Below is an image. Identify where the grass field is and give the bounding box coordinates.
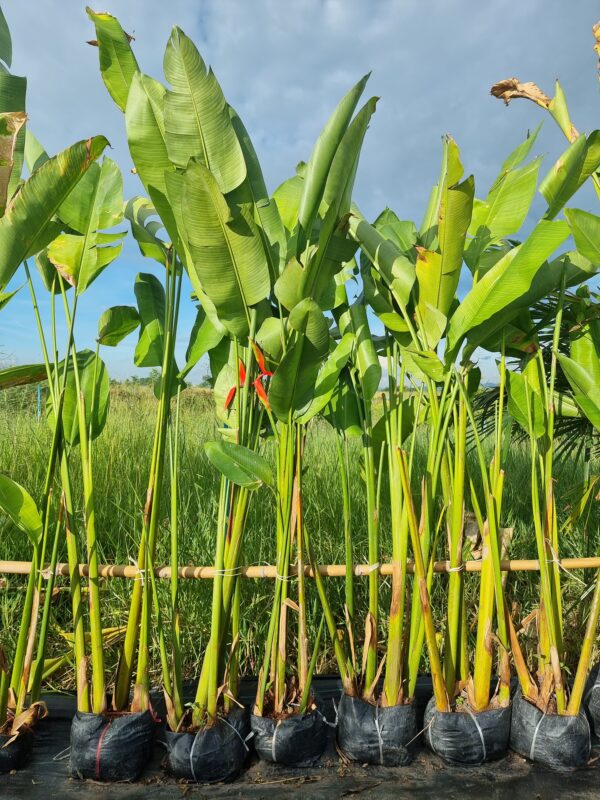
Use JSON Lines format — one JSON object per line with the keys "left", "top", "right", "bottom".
{"left": 0, "top": 384, "right": 598, "bottom": 690}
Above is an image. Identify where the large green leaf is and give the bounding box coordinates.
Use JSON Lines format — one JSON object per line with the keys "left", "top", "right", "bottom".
{"left": 0, "top": 71, "right": 26, "bottom": 200}
{"left": 564, "top": 208, "right": 600, "bottom": 264}
{"left": 0, "top": 474, "right": 42, "bottom": 546}
{"left": 446, "top": 219, "right": 570, "bottom": 357}
{"left": 506, "top": 368, "right": 545, "bottom": 439}
{"left": 273, "top": 167, "right": 304, "bottom": 234}
{"left": 322, "top": 96, "right": 378, "bottom": 220}
{"left": 401, "top": 347, "right": 444, "bottom": 383}
{"left": 163, "top": 27, "right": 246, "bottom": 193}
{"left": 228, "top": 106, "right": 286, "bottom": 283}
{"left": 338, "top": 301, "right": 381, "bottom": 403}
{"left": 180, "top": 305, "right": 224, "bottom": 378}
{"left": 349, "top": 215, "right": 415, "bottom": 310}
{"left": 134, "top": 272, "right": 165, "bottom": 367}
{"left": 47, "top": 157, "right": 125, "bottom": 294}
{"left": 269, "top": 298, "right": 330, "bottom": 420}
{"left": 296, "top": 73, "right": 369, "bottom": 255}
{"left": 416, "top": 141, "right": 473, "bottom": 320}
{"left": 204, "top": 440, "right": 273, "bottom": 490}
{"left": 466, "top": 158, "right": 541, "bottom": 268}
{"left": 0, "top": 135, "right": 109, "bottom": 291}
{"left": 415, "top": 178, "right": 474, "bottom": 322}
{"left": 540, "top": 131, "right": 600, "bottom": 219}
{"left": 296, "top": 332, "right": 354, "bottom": 423}
{"left": 0, "top": 111, "right": 26, "bottom": 215}
{"left": 86, "top": 7, "right": 139, "bottom": 111}
{"left": 557, "top": 353, "right": 600, "bottom": 432}
{"left": 498, "top": 123, "right": 542, "bottom": 173}
{"left": 24, "top": 130, "right": 48, "bottom": 173}
{"left": 326, "top": 369, "right": 362, "bottom": 437}
{"left": 420, "top": 135, "right": 464, "bottom": 248}
{"left": 180, "top": 159, "right": 270, "bottom": 338}
{"left": 125, "top": 72, "right": 172, "bottom": 201}
{"left": 47, "top": 350, "right": 110, "bottom": 446}
{"left": 125, "top": 196, "right": 169, "bottom": 266}
{"left": 465, "top": 249, "right": 598, "bottom": 357}
{"left": 569, "top": 312, "right": 600, "bottom": 389}
{"left": 373, "top": 208, "right": 417, "bottom": 253}
{"left": 0, "top": 363, "right": 46, "bottom": 389}
{"left": 97, "top": 305, "right": 140, "bottom": 346}
{"left": 0, "top": 6, "right": 12, "bottom": 69}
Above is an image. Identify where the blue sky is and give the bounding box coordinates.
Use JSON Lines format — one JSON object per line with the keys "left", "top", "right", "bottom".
{"left": 1, "top": 0, "right": 599, "bottom": 383}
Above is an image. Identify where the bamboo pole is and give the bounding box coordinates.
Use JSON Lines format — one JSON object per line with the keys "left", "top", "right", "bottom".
{"left": 1, "top": 556, "right": 600, "bottom": 579}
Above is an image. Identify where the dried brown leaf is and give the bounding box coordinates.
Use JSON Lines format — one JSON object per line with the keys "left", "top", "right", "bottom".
{"left": 491, "top": 78, "right": 551, "bottom": 108}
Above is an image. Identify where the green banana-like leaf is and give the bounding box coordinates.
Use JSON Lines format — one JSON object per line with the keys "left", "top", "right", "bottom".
{"left": 181, "top": 159, "right": 270, "bottom": 338}
{"left": 296, "top": 73, "right": 369, "bottom": 255}
{"left": 401, "top": 347, "right": 445, "bottom": 383}
{"left": 205, "top": 440, "right": 273, "bottom": 490}
{"left": 446, "top": 219, "right": 570, "bottom": 358}
{"left": 275, "top": 98, "right": 376, "bottom": 314}
{"left": 326, "top": 369, "right": 362, "bottom": 437}
{"left": 86, "top": 7, "right": 139, "bottom": 111}
{"left": 163, "top": 27, "right": 246, "bottom": 193}
{"left": 338, "top": 300, "right": 381, "bottom": 403}
{"left": 466, "top": 158, "right": 541, "bottom": 268}
{"left": 134, "top": 272, "right": 165, "bottom": 367}
{"left": 273, "top": 165, "right": 305, "bottom": 235}
{"left": 373, "top": 208, "right": 417, "bottom": 253}
{"left": 498, "top": 123, "right": 542, "bottom": 173}
{"left": 24, "top": 129, "right": 48, "bottom": 172}
{"left": 0, "top": 135, "right": 109, "bottom": 291}
{"left": 125, "top": 196, "right": 169, "bottom": 266}
{"left": 47, "top": 157, "right": 124, "bottom": 294}
{"left": 47, "top": 350, "right": 110, "bottom": 446}
{"left": 228, "top": 106, "right": 286, "bottom": 283}
{"left": 540, "top": 131, "right": 600, "bottom": 220}
{"left": 0, "top": 111, "right": 26, "bottom": 215}
{"left": 557, "top": 353, "right": 600, "bottom": 432}
{"left": 0, "top": 363, "right": 45, "bottom": 389}
{"left": 256, "top": 315, "right": 286, "bottom": 365}
{"left": 564, "top": 208, "right": 600, "bottom": 264}
{"left": 322, "top": 96, "right": 378, "bottom": 220}
{"left": 125, "top": 72, "right": 172, "bottom": 202}
{"left": 97, "top": 305, "right": 140, "bottom": 346}
{"left": 0, "top": 71, "right": 26, "bottom": 200}
{"left": 349, "top": 214, "right": 415, "bottom": 310}
{"left": 180, "top": 305, "right": 224, "bottom": 378}
{"left": 0, "top": 6, "right": 12, "bottom": 69}
{"left": 569, "top": 312, "right": 600, "bottom": 388}
{"left": 464, "top": 249, "right": 598, "bottom": 357}
{"left": 506, "top": 368, "right": 545, "bottom": 439}
{"left": 0, "top": 474, "right": 42, "bottom": 546}
{"left": 296, "top": 332, "right": 354, "bottom": 423}
{"left": 416, "top": 139, "right": 474, "bottom": 320}
{"left": 269, "top": 298, "right": 330, "bottom": 420}
{"left": 420, "top": 134, "right": 464, "bottom": 248}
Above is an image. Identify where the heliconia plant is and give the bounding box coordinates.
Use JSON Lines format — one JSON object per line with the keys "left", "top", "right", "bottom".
{"left": 342, "top": 109, "right": 600, "bottom": 766}
{"left": 3, "top": 0, "right": 600, "bottom": 783}
{"left": 0, "top": 6, "right": 114, "bottom": 773}
{"left": 488, "top": 47, "right": 600, "bottom": 768}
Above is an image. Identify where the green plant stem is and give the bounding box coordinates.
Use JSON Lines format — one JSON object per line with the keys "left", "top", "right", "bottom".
{"left": 399, "top": 449, "right": 448, "bottom": 712}
{"left": 567, "top": 570, "right": 600, "bottom": 714}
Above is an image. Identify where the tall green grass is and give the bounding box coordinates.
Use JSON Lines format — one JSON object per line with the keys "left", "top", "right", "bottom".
{"left": 0, "top": 385, "right": 598, "bottom": 689}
